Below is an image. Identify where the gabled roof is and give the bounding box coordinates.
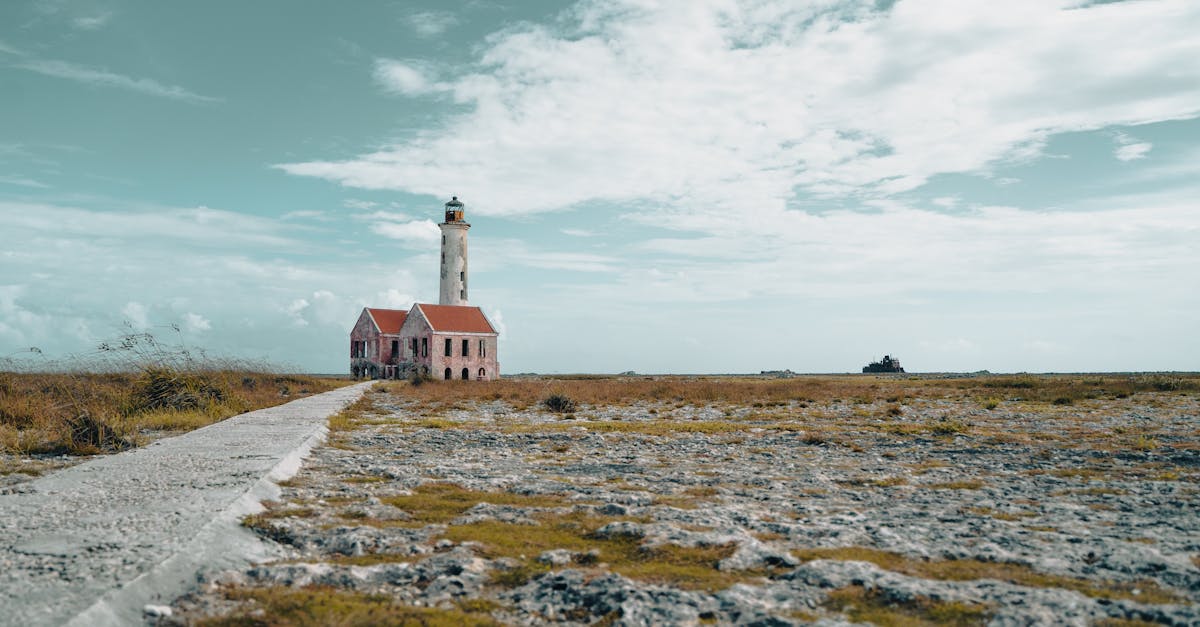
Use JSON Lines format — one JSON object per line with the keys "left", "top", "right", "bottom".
{"left": 415, "top": 304, "right": 497, "bottom": 334}
{"left": 366, "top": 308, "right": 408, "bottom": 334}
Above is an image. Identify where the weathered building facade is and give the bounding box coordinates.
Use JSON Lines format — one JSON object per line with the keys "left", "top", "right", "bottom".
{"left": 349, "top": 196, "right": 500, "bottom": 380}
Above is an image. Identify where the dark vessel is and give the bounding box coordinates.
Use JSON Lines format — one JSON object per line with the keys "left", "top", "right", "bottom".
{"left": 863, "top": 355, "right": 904, "bottom": 373}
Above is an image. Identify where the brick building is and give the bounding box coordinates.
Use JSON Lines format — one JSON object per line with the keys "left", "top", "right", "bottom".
{"left": 349, "top": 197, "right": 500, "bottom": 380}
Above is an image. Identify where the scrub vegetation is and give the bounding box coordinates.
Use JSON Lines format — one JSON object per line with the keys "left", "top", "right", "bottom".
{"left": 375, "top": 372, "right": 1200, "bottom": 413}
{"left": 0, "top": 332, "right": 349, "bottom": 458}
{"left": 195, "top": 586, "right": 501, "bottom": 627}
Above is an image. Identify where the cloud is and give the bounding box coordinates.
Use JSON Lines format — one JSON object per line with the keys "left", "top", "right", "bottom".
{"left": 373, "top": 58, "right": 443, "bottom": 96}
{"left": 343, "top": 199, "right": 378, "bottom": 210}
{"left": 0, "top": 176, "right": 50, "bottom": 188}
{"left": 14, "top": 58, "right": 219, "bottom": 103}
{"left": 561, "top": 228, "right": 595, "bottom": 237}
{"left": 407, "top": 10, "right": 458, "bottom": 37}
{"left": 375, "top": 289, "right": 415, "bottom": 309}
{"left": 183, "top": 312, "right": 211, "bottom": 332}
{"left": 72, "top": 12, "right": 112, "bottom": 30}
{"left": 473, "top": 238, "right": 619, "bottom": 273}
{"left": 279, "top": 0, "right": 1200, "bottom": 219}
{"left": 1112, "top": 132, "right": 1153, "bottom": 161}
{"left": 122, "top": 301, "right": 149, "bottom": 329}
{"left": 280, "top": 209, "right": 328, "bottom": 220}
{"left": 0, "top": 201, "right": 297, "bottom": 248}
{"left": 284, "top": 298, "right": 310, "bottom": 327}
{"left": 0, "top": 285, "right": 50, "bottom": 345}
{"left": 369, "top": 218, "right": 441, "bottom": 245}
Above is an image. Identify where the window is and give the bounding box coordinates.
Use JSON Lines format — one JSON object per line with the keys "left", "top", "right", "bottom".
{"left": 460, "top": 289, "right": 466, "bottom": 300}
{"left": 411, "top": 338, "right": 418, "bottom": 358}
{"left": 459, "top": 271, "right": 464, "bottom": 281}
{"left": 421, "top": 337, "right": 428, "bottom": 357}
{"left": 480, "top": 339, "right": 486, "bottom": 358}
{"left": 444, "top": 368, "right": 452, "bottom": 380}
{"left": 442, "top": 235, "right": 445, "bottom": 245}
{"left": 462, "top": 339, "right": 469, "bottom": 357}
{"left": 444, "top": 338, "right": 452, "bottom": 356}
{"left": 391, "top": 340, "right": 399, "bottom": 359}
{"left": 461, "top": 367, "right": 469, "bottom": 380}
{"left": 478, "top": 368, "right": 486, "bottom": 380}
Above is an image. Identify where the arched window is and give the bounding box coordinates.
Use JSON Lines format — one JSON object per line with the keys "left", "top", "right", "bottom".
{"left": 478, "top": 368, "right": 486, "bottom": 380}
{"left": 443, "top": 368, "right": 451, "bottom": 380}
{"left": 461, "top": 368, "right": 469, "bottom": 380}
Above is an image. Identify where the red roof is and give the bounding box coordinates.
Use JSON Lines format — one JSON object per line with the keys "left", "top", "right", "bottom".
{"left": 416, "top": 304, "right": 497, "bottom": 334}
{"left": 366, "top": 308, "right": 408, "bottom": 334}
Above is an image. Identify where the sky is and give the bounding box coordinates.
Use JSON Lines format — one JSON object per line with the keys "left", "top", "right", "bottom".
{"left": 1, "top": 0, "right": 1198, "bottom": 374}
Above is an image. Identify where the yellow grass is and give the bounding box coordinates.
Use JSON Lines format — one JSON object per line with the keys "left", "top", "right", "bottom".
{"left": 196, "top": 586, "right": 501, "bottom": 626}
{"left": 0, "top": 369, "right": 348, "bottom": 456}
{"left": 794, "top": 547, "right": 1184, "bottom": 604}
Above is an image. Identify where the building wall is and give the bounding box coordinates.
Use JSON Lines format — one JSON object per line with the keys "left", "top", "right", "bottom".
{"left": 429, "top": 333, "right": 498, "bottom": 381}
{"left": 349, "top": 310, "right": 404, "bottom": 378}
{"left": 396, "top": 309, "right": 499, "bottom": 380}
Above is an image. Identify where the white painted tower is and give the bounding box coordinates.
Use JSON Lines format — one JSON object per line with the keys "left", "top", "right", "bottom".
{"left": 438, "top": 196, "right": 469, "bottom": 306}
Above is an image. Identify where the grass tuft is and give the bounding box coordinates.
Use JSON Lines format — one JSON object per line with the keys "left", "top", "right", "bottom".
{"left": 796, "top": 547, "right": 1184, "bottom": 605}
{"left": 824, "top": 585, "right": 991, "bottom": 626}
{"left": 196, "top": 586, "right": 501, "bottom": 626}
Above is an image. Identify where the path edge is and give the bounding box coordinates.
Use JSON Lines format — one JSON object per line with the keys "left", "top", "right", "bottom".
{"left": 63, "top": 382, "right": 368, "bottom": 627}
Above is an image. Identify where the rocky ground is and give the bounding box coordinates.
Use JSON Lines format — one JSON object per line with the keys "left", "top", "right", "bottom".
{"left": 167, "top": 377, "right": 1200, "bottom": 626}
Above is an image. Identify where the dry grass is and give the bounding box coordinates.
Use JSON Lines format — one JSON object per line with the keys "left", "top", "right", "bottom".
{"left": 0, "top": 369, "right": 345, "bottom": 456}
{"left": 823, "top": 585, "right": 991, "bottom": 626}
{"left": 355, "top": 480, "right": 760, "bottom": 592}
{"left": 794, "top": 547, "right": 1185, "bottom": 605}
{"left": 375, "top": 373, "right": 1200, "bottom": 413}
{"left": 381, "top": 482, "right": 573, "bottom": 525}
{"left": 924, "top": 480, "right": 986, "bottom": 490}
{"left": 196, "top": 586, "right": 501, "bottom": 626}
{"left": 0, "top": 332, "right": 349, "bottom": 457}
{"left": 444, "top": 513, "right": 750, "bottom": 592}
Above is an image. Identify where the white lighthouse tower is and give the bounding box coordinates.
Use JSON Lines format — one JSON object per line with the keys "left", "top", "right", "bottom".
{"left": 438, "top": 196, "right": 469, "bottom": 306}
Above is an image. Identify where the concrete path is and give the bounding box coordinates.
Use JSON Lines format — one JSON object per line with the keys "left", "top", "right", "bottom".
{"left": 0, "top": 380, "right": 372, "bottom": 627}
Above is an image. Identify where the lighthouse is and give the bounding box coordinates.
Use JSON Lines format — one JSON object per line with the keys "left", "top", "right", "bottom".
{"left": 439, "top": 196, "right": 469, "bottom": 306}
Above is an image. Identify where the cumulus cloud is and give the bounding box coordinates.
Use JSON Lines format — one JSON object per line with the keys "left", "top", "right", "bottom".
{"left": 284, "top": 298, "right": 310, "bottom": 327}
{"left": 183, "top": 312, "right": 211, "bottom": 333}
{"left": 375, "top": 289, "right": 415, "bottom": 309}
{"left": 373, "top": 58, "right": 443, "bottom": 96}
{"left": 369, "top": 218, "right": 441, "bottom": 245}
{"left": 278, "top": 0, "right": 1200, "bottom": 218}
{"left": 122, "top": 301, "right": 149, "bottom": 329}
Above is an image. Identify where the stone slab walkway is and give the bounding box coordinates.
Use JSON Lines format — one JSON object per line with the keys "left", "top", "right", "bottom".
{"left": 0, "top": 380, "right": 372, "bottom": 627}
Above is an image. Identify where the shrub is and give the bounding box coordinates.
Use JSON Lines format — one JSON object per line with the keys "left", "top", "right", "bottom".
{"left": 931, "top": 418, "right": 969, "bottom": 435}
{"left": 980, "top": 397, "right": 1000, "bottom": 410}
{"left": 67, "top": 414, "right": 133, "bottom": 452}
{"left": 408, "top": 367, "right": 433, "bottom": 387}
{"left": 543, "top": 394, "right": 577, "bottom": 413}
